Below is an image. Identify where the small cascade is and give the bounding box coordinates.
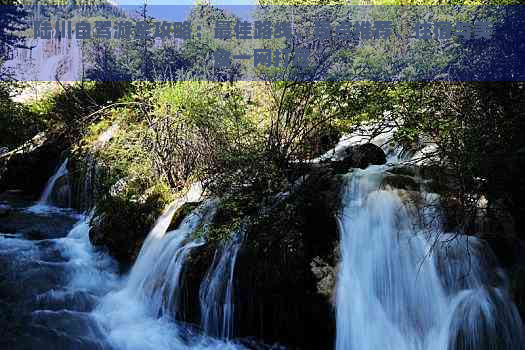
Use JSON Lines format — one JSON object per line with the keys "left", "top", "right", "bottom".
{"left": 37, "top": 158, "right": 71, "bottom": 207}
{"left": 199, "top": 228, "right": 246, "bottom": 339}
{"left": 335, "top": 166, "right": 525, "bottom": 350}
{"left": 130, "top": 183, "right": 203, "bottom": 269}
{"left": 90, "top": 188, "right": 250, "bottom": 350}
{"left": 59, "top": 211, "right": 119, "bottom": 293}
{"left": 1, "top": 181, "right": 249, "bottom": 350}
{"left": 125, "top": 209, "right": 207, "bottom": 319}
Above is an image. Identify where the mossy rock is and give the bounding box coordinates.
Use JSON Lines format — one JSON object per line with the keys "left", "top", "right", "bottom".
{"left": 330, "top": 143, "right": 387, "bottom": 174}
{"left": 89, "top": 185, "right": 172, "bottom": 271}
{"left": 234, "top": 170, "right": 341, "bottom": 349}
{"left": 177, "top": 242, "right": 217, "bottom": 324}
{"left": 179, "top": 169, "right": 342, "bottom": 349}
{"left": 168, "top": 202, "right": 200, "bottom": 231}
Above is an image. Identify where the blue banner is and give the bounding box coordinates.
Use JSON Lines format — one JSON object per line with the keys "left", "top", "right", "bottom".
{"left": 1, "top": 5, "right": 524, "bottom": 81}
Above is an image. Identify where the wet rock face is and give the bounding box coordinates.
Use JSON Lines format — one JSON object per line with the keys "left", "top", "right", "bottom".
{"left": 0, "top": 131, "right": 70, "bottom": 199}
{"left": 0, "top": 208, "right": 77, "bottom": 239}
{"left": 48, "top": 176, "right": 71, "bottom": 208}
{"left": 382, "top": 173, "right": 420, "bottom": 191}
{"left": 331, "top": 143, "right": 387, "bottom": 173}
{"left": 178, "top": 243, "right": 216, "bottom": 325}
{"left": 481, "top": 236, "right": 525, "bottom": 320}
{"left": 310, "top": 255, "right": 338, "bottom": 305}
{"left": 89, "top": 213, "right": 149, "bottom": 271}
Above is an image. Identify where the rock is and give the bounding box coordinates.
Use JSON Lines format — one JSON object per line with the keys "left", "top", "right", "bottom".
{"left": 178, "top": 242, "right": 216, "bottom": 324}
{"left": 109, "top": 178, "right": 128, "bottom": 197}
{"left": 389, "top": 165, "right": 419, "bottom": 177}
{"left": 48, "top": 175, "right": 71, "bottom": 208}
{"left": 0, "top": 130, "right": 71, "bottom": 199}
{"left": 310, "top": 256, "right": 338, "bottom": 305}
{"left": 351, "top": 143, "right": 387, "bottom": 168}
{"left": 331, "top": 143, "right": 386, "bottom": 173}
{"left": 181, "top": 171, "right": 342, "bottom": 349}
{"left": 89, "top": 207, "right": 153, "bottom": 271}
{"left": 89, "top": 193, "right": 171, "bottom": 271}
{"left": 0, "top": 209, "right": 77, "bottom": 238}
{"left": 237, "top": 337, "right": 287, "bottom": 350}
{"left": 0, "top": 190, "right": 34, "bottom": 208}
{"left": 168, "top": 202, "right": 200, "bottom": 231}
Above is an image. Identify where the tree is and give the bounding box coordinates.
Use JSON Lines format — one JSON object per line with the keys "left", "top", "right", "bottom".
{"left": 0, "top": 2, "right": 30, "bottom": 80}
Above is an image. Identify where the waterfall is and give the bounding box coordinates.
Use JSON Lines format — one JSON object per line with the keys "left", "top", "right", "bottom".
{"left": 335, "top": 165, "right": 525, "bottom": 350}
{"left": 125, "top": 212, "right": 206, "bottom": 319}
{"left": 125, "top": 184, "right": 207, "bottom": 317}
{"left": 59, "top": 210, "right": 119, "bottom": 293}
{"left": 199, "top": 228, "right": 245, "bottom": 339}
{"left": 90, "top": 188, "right": 250, "bottom": 350}
{"left": 37, "top": 158, "right": 70, "bottom": 206}
{"left": 5, "top": 36, "right": 82, "bottom": 102}
{"left": 1, "top": 181, "right": 248, "bottom": 350}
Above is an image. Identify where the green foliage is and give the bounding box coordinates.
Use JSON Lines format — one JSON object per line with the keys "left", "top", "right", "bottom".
{"left": 133, "top": 81, "right": 264, "bottom": 193}
{"left": 14, "top": 81, "right": 129, "bottom": 139}
{"left": 194, "top": 220, "right": 241, "bottom": 243}
{"left": 0, "top": 83, "right": 45, "bottom": 148}
{"left": 192, "top": 195, "right": 251, "bottom": 242}
{"left": 95, "top": 180, "right": 173, "bottom": 218}
{"left": 85, "top": 118, "right": 154, "bottom": 199}
{"left": 5, "top": 81, "right": 129, "bottom": 147}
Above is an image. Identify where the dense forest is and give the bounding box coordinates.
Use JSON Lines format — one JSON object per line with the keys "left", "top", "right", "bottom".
{"left": 0, "top": 0, "right": 524, "bottom": 349}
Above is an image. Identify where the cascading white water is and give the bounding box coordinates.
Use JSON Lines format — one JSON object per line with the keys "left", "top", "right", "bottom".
{"left": 126, "top": 182, "right": 204, "bottom": 290}
{"left": 37, "top": 158, "right": 70, "bottom": 207}
{"left": 335, "top": 165, "right": 525, "bottom": 350}
{"left": 199, "top": 228, "right": 245, "bottom": 339}
{"left": 90, "top": 186, "right": 247, "bottom": 350}
{"left": 125, "top": 207, "right": 208, "bottom": 319}
{"left": 58, "top": 211, "right": 119, "bottom": 293}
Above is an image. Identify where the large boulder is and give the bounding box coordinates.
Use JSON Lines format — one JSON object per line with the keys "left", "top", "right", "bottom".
{"left": 381, "top": 173, "right": 420, "bottom": 191}
{"left": 89, "top": 193, "right": 171, "bottom": 271}
{"left": 331, "top": 143, "right": 386, "bottom": 173}
{"left": 350, "top": 143, "right": 388, "bottom": 168}
{"left": 180, "top": 170, "right": 343, "bottom": 349}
